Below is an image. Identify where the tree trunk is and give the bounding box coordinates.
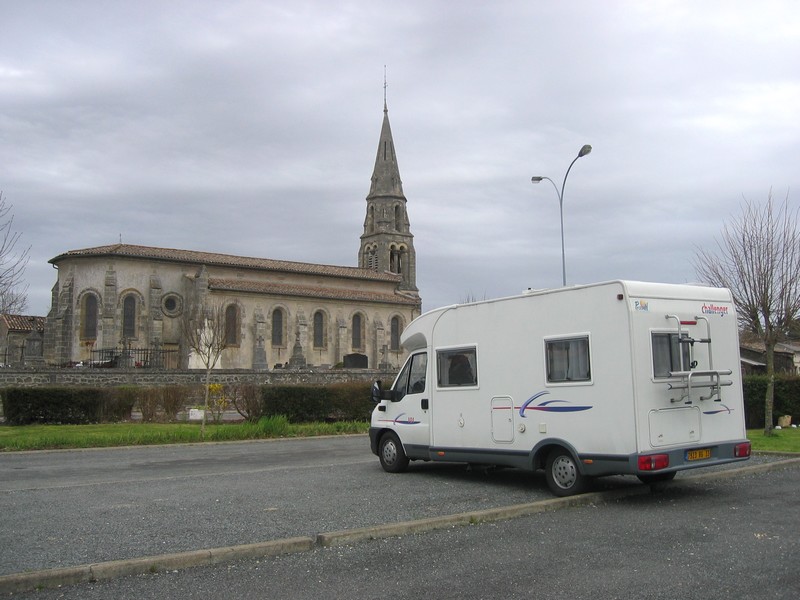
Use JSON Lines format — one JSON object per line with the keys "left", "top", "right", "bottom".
{"left": 201, "top": 367, "right": 212, "bottom": 440}
{"left": 764, "top": 342, "right": 775, "bottom": 436}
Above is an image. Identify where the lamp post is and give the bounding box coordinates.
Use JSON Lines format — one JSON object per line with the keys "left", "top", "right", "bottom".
{"left": 531, "top": 144, "right": 592, "bottom": 287}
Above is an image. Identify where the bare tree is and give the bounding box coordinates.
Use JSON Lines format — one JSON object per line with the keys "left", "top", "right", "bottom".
{"left": 0, "top": 192, "right": 30, "bottom": 314}
{"left": 693, "top": 191, "right": 800, "bottom": 435}
{"left": 181, "top": 300, "right": 229, "bottom": 439}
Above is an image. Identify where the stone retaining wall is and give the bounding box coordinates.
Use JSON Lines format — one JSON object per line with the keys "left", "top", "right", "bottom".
{"left": 0, "top": 368, "right": 398, "bottom": 388}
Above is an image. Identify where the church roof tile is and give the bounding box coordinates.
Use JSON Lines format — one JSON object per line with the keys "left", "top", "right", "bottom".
{"left": 50, "top": 244, "right": 402, "bottom": 283}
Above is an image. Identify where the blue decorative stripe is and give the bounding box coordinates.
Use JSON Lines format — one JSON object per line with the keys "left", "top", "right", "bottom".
{"left": 517, "top": 390, "right": 592, "bottom": 417}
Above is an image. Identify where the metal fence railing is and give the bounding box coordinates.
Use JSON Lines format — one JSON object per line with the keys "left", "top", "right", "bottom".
{"left": 89, "top": 347, "right": 179, "bottom": 369}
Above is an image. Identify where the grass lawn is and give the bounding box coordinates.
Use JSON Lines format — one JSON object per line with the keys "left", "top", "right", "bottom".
{"left": 0, "top": 420, "right": 796, "bottom": 453}
{"left": 0, "top": 417, "right": 370, "bottom": 451}
{"left": 747, "top": 426, "right": 800, "bottom": 453}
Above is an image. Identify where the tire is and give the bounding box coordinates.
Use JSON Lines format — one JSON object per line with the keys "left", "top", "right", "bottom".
{"left": 637, "top": 471, "right": 677, "bottom": 485}
{"left": 378, "top": 432, "right": 409, "bottom": 473}
{"left": 545, "top": 449, "right": 588, "bottom": 496}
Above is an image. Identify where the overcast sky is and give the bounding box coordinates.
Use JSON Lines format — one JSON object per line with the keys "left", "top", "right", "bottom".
{"left": 3, "top": 0, "right": 799, "bottom": 316}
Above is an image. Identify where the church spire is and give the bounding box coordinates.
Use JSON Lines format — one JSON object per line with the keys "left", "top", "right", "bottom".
{"left": 368, "top": 101, "right": 404, "bottom": 198}
{"left": 359, "top": 92, "right": 418, "bottom": 295}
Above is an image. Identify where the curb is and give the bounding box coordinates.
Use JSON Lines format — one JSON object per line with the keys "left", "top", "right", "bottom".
{"left": 316, "top": 485, "right": 651, "bottom": 547}
{"left": 3, "top": 457, "right": 799, "bottom": 595}
{"left": 0, "top": 537, "right": 313, "bottom": 595}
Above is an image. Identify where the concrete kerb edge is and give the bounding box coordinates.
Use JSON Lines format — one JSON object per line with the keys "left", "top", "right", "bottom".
{"left": 0, "top": 537, "right": 314, "bottom": 595}
{"left": 316, "top": 485, "right": 652, "bottom": 547}
{"left": 3, "top": 457, "right": 799, "bottom": 594}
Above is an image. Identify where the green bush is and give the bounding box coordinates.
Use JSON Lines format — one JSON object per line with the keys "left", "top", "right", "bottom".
{"left": 2, "top": 387, "right": 107, "bottom": 425}
{"left": 743, "top": 375, "right": 800, "bottom": 428}
{"left": 260, "top": 382, "right": 372, "bottom": 423}
{"left": 101, "top": 387, "right": 138, "bottom": 422}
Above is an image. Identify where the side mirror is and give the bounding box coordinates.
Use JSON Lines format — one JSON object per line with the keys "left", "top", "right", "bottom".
{"left": 372, "top": 380, "right": 395, "bottom": 403}
{"left": 371, "top": 380, "right": 382, "bottom": 403}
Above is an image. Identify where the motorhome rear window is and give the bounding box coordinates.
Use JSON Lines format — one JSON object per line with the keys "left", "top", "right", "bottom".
{"left": 437, "top": 348, "right": 478, "bottom": 387}
{"left": 545, "top": 336, "right": 591, "bottom": 383}
{"left": 652, "top": 332, "right": 691, "bottom": 378}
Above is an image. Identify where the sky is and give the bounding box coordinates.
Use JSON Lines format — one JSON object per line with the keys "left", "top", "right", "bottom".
{"left": 2, "top": 0, "right": 800, "bottom": 316}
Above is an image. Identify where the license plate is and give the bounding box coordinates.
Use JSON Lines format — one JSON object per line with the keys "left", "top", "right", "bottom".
{"left": 686, "top": 448, "right": 711, "bottom": 461}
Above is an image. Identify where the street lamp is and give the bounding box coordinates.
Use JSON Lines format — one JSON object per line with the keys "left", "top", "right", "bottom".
{"left": 531, "top": 144, "right": 592, "bottom": 287}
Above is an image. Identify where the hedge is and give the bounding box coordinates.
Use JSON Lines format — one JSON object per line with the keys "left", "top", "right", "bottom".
{"left": 1, "top": 387, "right": 136, "bottom": 425}
{"left": 742, "top": 375, "right": 800, "bottom": 429}
{"left": 4, "top": 376, "right": 795, "bottom": 429}
{"left": 260, "top": 382, "right": 373, "bottom": 422}
{"left": 0, "top": 382, "right": 374, "bottom": 425}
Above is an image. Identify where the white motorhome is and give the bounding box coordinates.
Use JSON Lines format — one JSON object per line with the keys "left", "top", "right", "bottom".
{"left": 369, "top": 281, "right": 751, "bottom": 496}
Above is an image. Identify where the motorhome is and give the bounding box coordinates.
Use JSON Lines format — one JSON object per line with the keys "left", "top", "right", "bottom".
{"left": 369, "top": 280, "right": 751, "bottom": 496}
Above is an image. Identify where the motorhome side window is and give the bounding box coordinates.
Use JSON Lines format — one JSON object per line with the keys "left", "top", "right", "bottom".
{"left": 545, "top": 337, "right": 591, "bottom": 383}
{"left": 652, "top": 332, "right": 691, "bottom": 378}
{"left": 437, "top": 348, "right": 478, "bottom": 387}
{"left": 393, "top": 352, "right": 428, "bottom": 401}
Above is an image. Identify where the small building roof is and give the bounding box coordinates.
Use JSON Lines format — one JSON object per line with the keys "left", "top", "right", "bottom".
{"left": 0, "top": 314, "right": 46, "bottom": 332}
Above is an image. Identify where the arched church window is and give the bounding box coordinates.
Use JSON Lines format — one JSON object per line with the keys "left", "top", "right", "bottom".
{"left": 390, "top": 316, "right": 401, "bottom": 351}
{"left": 122, "top": 295, "right": 137, "bottom": 339}
{"left": 352, "top": 313, "right": 364, "bottom": 351}
{"left": 271, "top": 308, "right": 285, "bottom": 347}
{"left": 81, "top": 294, "right": 99, "bottom": 340}
{"left": 313, "top": 310, "right": 327, "bottom": 349}
{"left": 225, "top": 304, "right": 240, "bottom": 346}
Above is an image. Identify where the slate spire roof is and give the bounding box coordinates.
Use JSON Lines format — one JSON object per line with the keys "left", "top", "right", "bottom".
{"left": 368, "top": 101, "right": 404, "bottom": 198}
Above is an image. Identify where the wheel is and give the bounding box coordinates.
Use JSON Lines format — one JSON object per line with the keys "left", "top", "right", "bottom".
{"left": 378, "top": 432, "right": 409, "bottom": 473}
{"left": 637, "top": 471, "right": 677, "bottom": 485}
{"left": 545, "top": 449, "right": 588, "bottom": 496}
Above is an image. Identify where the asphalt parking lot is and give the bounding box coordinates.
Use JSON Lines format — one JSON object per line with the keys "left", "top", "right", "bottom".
{"left": 1, "top": 436, "right": 798, "bottom": 596}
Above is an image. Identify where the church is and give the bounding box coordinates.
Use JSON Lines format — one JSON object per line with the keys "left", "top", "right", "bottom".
{"left": 43, "top": 102, "right": 422, "bottom": 370}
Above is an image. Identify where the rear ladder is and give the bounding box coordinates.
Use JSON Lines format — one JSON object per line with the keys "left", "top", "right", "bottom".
{"left": 664, "top": 314, "right": 733, "bottom": 405}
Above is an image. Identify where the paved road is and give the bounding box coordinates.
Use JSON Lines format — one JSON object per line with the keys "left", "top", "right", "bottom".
{"left": 6, "top": 455, "right": 799, "bottom": 599}
{"left": 0, "top": 435, "right": 583, "bottom": 576}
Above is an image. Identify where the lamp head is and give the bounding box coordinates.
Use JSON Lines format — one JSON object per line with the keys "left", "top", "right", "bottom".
{"left": 578, "top": 144, "right": 592, "bottom": 158}
{"left": 531, "top": 176, "right": 544, "bottom": 184}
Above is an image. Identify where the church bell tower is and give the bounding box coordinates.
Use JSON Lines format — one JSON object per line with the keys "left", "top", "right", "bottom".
{"left": 359, "top": 99, "right": 418, "bottom": 294}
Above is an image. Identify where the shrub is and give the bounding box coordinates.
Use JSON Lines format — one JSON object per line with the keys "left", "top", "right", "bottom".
{"left": 229, "top": 383, "right": 265, "bottom": 422}
{"left": 3, "top": 387, "right": 106, "bottom": 425}
{"left": 138, "top": 388, "right": 162, "bottom": 422}
{"left": 742, "top": 374, "right": 800, "bottom": 428}
{"left": 103, "top": 387, "right": 138, "bottom": 422}
{"left": 260, "top": 382, "right": 372, "bottom": 423}
{"left": 161, "top": 386, "right": 190, "bottom": 421}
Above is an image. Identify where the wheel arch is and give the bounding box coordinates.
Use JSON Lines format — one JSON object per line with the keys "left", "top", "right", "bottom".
{"left": 369, "top": 426, "right": 397, "bottom": 455}
{"left": 530, "top": 438, "right": 585, "bottom": 473}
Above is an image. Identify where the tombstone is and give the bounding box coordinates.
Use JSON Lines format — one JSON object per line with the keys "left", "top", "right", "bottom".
{"left": 23, "top": 326, "right": 45, "bottom": 367}
{"left": 288, "top": 331, "right": 307, "bottom": 369}
{"left": 343, "top": 353, "right": 368, "bottom": 369}
{"left": 252, "top": 335, "right": 268, "bottom": 371}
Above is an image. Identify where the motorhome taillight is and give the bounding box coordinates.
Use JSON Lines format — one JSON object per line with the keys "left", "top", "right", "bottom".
{"left": 680, "top": 320, "right": 697, "bottom": 326}
{"left": 638, "top": 454, "right": 669, "bottom": 471}
{"left": 734, "top": 442, "right": 751, "bottom": 458}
